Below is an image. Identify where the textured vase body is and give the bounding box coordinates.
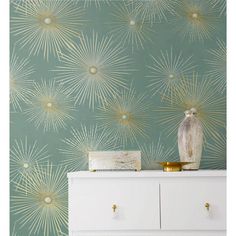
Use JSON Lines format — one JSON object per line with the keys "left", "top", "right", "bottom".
{"left": 178, "top": 109, "right": 203, "bottom": 170}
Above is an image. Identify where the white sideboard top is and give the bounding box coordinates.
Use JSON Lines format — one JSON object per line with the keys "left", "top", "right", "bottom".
{"left": 67, "top": 170, "right": 226, "bottom": 178}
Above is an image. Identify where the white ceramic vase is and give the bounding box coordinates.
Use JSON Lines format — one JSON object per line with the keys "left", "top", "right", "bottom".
{"left": 178, "top": 108, "right": 203, "bottom": 170}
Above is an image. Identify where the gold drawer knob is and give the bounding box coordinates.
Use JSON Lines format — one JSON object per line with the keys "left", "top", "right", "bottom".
{"left": 205, "top": 202, "right": 210, "bottom": 211}
{"left": 112, "top": 204, "right": 117, "bottom": 212}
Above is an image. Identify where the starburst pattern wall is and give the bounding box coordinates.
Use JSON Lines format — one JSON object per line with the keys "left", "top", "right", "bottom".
{"left": 55, "top": 31, "right": 132, "bottom": 109}
{"left": 108, "top": 2, "right": 154, "bottom": 52}
{"left": 10, "top": 0, "right": 226, "bottom": 235}
{"left": 82, "top": 0, "right": 110, "bottom": 8}
{"left": 132, "top": 0, "right": 179, "bottom": 24}
{"left": 24, "top": 80, "right": 75, "bottom": 132}
{"left": 11, "top": 0, "right": 85, "bottom": 60}
{"left": 206, "top": 39, "right": 226, "bottom": 93}
{"left": 10, "top": 49, "right": 34, "bottom": 111}
{"left": 146, "top": 48, "right": 196, "bottom": 99}
{"left": 174, "top": 0, "right": 220, "bottom": 42}
{"left": 10, "top": 137, "right": 50, "bottom": 187}
{"left": 96, "top": 86, "right": 152, "bottom": 146}
{"left": 11, "top": 164, "right": 68, "bottom": 236}
{"left": 201, "top": 133, "right": 226, "bottom": 169}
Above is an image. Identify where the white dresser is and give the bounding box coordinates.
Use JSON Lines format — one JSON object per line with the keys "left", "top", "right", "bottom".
{"left": 68, "top": 170, "right": 226, "bottom": 236}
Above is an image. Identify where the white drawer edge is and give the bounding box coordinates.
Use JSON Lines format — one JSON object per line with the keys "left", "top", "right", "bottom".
{"left": 67, "top": 170, "right": 226, "bottom": 179}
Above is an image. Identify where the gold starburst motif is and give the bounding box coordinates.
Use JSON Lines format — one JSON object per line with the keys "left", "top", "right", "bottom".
{"left": 174, "top": 0, "right": 219, "bottom": 42}
{"left": 10, "top": 137, "right": 50, "bottom": 187}
{"left": 11, "top": 0, "right": 85, "bottom": 60}
{"left": 210, "top": 0, "right": 226, "bottom": 15}
{"left": 201, "top": 133, "right": 226, "bottom": 169}
{"left": 157, "top": 73, "right": 226, "bottom": 141}
{"left": 131, "top": 0, "right": 179, "bottom": 24}
{"left": 24, "top": 80, "right": 75, "bottom": 132}
{"left": 108, "top": 2, "right": 154, "bottom": 52}
{"left": 60, "top": 125, "right": 118, "bottom": 171}
{"left": 10, "top": 50, "right": 34, "bottom": 111}
{"left": 140, "top": 137, "right": 176, "bottom": 170}
{"left": 96, "top": 87, "right": 152, "bottom": 146}
{"left": 55, "top": 31, "right": 132, "bottom": 109}
{"left": 11, "top": 164, "right": 68, "bottom": 236}
{"left": 205, "top": 39, "right": 226, "bottom": 93}
{"left": 146, "top": 48, "right": 196, "bottom": 99}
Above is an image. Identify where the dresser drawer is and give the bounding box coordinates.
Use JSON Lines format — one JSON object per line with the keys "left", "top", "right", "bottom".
{"left": 160, "top": 179, "right": 226, "bottom": 230}
{"left": 69, "top": 179, "right": 160, "bottom": 231}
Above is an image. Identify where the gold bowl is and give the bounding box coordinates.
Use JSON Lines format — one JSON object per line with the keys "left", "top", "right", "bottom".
{"left": 158, "top": 162, "right": 194, "bottom": 172}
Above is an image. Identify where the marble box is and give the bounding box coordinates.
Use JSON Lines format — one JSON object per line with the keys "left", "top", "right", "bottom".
{"left": 88, "top": 151, "right": 141, "bottom": 171}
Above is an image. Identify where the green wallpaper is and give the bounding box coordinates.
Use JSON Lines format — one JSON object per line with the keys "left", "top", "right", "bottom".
{"left": 10, "top": 0, "right": 226, "bottom": 235}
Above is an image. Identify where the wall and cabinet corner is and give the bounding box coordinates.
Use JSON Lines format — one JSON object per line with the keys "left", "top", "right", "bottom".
{"left": 68, "top": 170, "right": 226, "bottom": 236}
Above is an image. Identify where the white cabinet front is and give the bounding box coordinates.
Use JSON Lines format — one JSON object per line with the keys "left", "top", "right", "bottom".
{"left": 69, "top": 179, "right": 160, "bottom": 231}
{"left": 160, "top": 180, "right": 226, "bottom": 230}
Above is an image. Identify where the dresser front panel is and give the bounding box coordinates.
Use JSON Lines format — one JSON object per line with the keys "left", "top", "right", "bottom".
{"left": 68, "top": 171, "right": 226, "bottom": 236}
{"left": 160, "top": 178, "right": 226, "bottom": 230}
{"left": 69, "top": 178, "right": 160, "bottom": 231}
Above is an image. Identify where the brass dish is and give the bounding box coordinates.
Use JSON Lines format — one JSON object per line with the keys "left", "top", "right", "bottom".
{"left": 158, "top": 162, "right": 194, "bottom": 172}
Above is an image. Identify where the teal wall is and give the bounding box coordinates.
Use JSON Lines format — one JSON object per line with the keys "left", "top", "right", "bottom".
{"left": 10, "top": 0, "right": 226, "bottom": 235}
